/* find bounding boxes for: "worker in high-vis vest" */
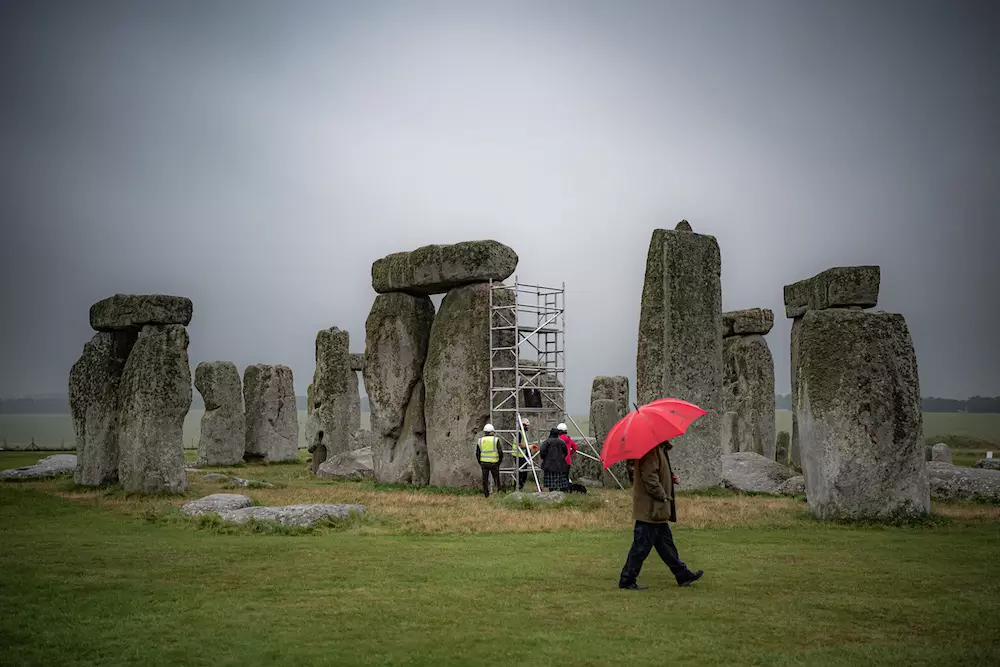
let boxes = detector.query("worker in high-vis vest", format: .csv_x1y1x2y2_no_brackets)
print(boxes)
476,423,504,498
511,418,536,490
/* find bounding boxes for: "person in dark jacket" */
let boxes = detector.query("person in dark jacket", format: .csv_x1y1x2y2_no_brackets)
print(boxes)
538,427,570,491
619,440,704,590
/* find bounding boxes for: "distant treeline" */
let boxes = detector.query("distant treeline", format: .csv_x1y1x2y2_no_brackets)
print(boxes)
0,394,371,414
775,394,1000,413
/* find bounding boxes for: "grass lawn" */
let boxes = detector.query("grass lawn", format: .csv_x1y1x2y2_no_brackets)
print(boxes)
2,453,999,666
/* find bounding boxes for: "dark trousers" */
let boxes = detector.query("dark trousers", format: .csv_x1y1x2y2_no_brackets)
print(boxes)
517,470,528,489
480,462,501,497
619,520,689,585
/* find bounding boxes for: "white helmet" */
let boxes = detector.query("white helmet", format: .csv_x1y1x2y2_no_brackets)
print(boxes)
521,418,531,426
557,423,567,432
483,423,495,432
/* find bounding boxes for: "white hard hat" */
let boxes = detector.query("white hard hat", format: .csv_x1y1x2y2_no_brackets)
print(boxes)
484,423,495,432
521,418,531,425
557,423,567,431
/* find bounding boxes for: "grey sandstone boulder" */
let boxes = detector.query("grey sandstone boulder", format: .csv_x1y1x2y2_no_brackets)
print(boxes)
0,454,78,480
930,443,952,464
424,283,514,489
194,361,246,466
70,331,136,486
371,240,518,296
117,325,192,494
226,476,275,489
722,333,776,458
181,493,253,516
591,376,629,405
777,475,805,494
636,224,722,489
783,266,880,319
973,458,1000,470
90,294,193,331
927,462,1000,501
316,446,374,481
589,378,630,487
364,293,435,485
243,364,299,462
721,308,774,337
504,491,567,504
217,503,366,527
200,473,232,482
305,328,361,472
796,309,928,520
349,353,364,372
722,452,797,493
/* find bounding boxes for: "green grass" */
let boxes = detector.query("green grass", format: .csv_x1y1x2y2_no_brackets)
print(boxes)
1,484,999,666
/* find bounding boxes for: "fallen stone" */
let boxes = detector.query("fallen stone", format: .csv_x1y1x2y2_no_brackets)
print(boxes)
721,452,797,493
974,458,1000,471
722,334,776,458
424,283,515,489
70,330,136,486
305,328,361,472
636,226,722,489
117,325,191,494
927,462,1000,502
722,308,774,337
200,473,231,482
243,364,299,463
316,446,375,481
90,294,193,331
371,240,518,296
783,266,880,319
217,503,366,527
349,354,364,372
797,309,928,520
194,361,246,466
181,493,253,516
777,475,805,494
930,443,952,464
227,477,275,489
0,454,78,480
363,293,436,485
504,491,567,504
576,477,602,488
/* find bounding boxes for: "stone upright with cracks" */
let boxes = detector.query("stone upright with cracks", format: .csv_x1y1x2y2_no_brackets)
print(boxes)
305,328,361,473
589,376,630,487
636,224,722,488
722,309,776,459
371,240,518,296
194,361,246,466
243,364,299,463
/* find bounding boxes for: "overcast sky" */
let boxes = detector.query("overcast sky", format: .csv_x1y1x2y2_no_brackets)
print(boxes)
1,0,998,412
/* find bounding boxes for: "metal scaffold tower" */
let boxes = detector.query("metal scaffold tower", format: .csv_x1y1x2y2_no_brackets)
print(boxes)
488,277,620,491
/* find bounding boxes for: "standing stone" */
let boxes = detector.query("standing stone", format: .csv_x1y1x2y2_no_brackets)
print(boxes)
636,224,722,489
930,443,952,464
796,309,928,520
364,293,435,485
585,376,629,484
117,325,191,494
722,309,776,459
305,328,361,473
424,283,514,489
371,240,518,296
194,361,246,466
69,331,136,486
243,364,299,462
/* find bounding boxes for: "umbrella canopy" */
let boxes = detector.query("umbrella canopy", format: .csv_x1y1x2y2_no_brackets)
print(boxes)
600,398,708,469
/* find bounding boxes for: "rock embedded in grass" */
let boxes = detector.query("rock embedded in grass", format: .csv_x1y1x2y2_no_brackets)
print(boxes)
927,462,1000,501
216,503,366,527
181,493,253,516
0,454,78,480
973,458,1000,471
316,446,374,481
721,452,797,493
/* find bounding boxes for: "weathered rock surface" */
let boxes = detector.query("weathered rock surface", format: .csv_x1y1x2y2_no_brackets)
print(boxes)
783,266,880,318
775,431,791,466
974,458,1000,471
226,476,275,489
243,364,299,462
930,443,952,464
349,353,364,372
504,491,567,504
90,294,193,331
927,462,1000,501
316,446,374,481
636,225,722,489
117,325,191,494
721,452,796,493
372,240,518,296
424,283,514,489
796,309,928,520
305,328,361,473
364,293,435,484
722,334,775,458
200,473,232,482
70,331,136,485
181,493,253,516
721,308,774,337
0,454,78,480
591,376,629,406
194,361,246,466
217,503,366,526
590,378,630,487
777,475,806,494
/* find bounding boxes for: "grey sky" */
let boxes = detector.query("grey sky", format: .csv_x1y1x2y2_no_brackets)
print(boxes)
2,0,998,412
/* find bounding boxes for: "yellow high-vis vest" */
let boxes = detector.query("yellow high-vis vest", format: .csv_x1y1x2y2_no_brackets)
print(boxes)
478,435,500,463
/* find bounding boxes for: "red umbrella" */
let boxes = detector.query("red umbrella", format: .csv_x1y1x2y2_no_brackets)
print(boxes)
600,398,708,469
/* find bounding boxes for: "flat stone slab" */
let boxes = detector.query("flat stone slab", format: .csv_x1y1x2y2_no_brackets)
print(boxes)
0,454,77,480
90,294,193,331
783,266,880,318
721,452,797,493
317,446,374,481
974,459,1000,471
217,503,366,526
181,493,253,516
722,308,774,336
371,240,518,296
927,462,1000,501
226,477,275,489
505,491,567,504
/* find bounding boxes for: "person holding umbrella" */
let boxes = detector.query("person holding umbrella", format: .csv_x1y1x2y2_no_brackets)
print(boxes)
600,398,706,590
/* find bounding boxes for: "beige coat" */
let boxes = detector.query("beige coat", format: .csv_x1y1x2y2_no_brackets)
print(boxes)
632,443,677,523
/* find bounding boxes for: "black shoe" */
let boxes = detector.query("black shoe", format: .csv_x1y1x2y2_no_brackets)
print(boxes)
677,569,704,587
619,582,648,590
